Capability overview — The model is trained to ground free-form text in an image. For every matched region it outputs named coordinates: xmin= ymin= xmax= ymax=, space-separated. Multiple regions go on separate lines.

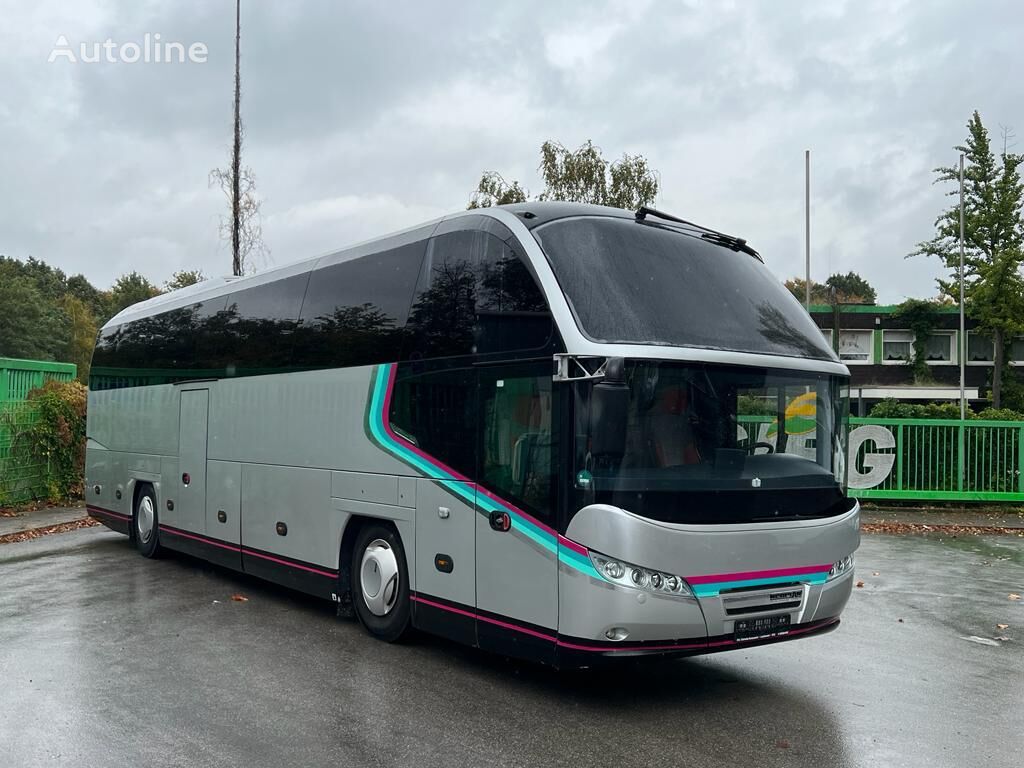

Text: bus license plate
xmin=734 ymin=614 xmax=790 ymax=641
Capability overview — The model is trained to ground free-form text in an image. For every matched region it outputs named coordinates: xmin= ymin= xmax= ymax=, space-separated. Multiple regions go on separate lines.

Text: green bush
xmin=5 ymin=380 xmax=87 ymax=502
xmin=868 ymin=398 xmax=1024 ymax=421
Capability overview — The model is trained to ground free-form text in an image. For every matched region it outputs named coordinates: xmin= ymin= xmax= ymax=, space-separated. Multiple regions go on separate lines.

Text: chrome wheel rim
xmin=360 ymin=539 xmax=399 ymax=617
xmin=137 ymin=495 xmax=155 ymax=544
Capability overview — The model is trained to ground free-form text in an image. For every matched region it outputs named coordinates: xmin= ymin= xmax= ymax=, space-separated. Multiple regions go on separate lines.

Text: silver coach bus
xmin=86 ymin=202 xmax=858 ymax=667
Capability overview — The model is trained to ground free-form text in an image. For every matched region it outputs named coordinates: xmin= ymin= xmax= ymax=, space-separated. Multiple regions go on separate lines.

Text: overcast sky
xmin=2 ymin=0 xmax=1021 ymax=302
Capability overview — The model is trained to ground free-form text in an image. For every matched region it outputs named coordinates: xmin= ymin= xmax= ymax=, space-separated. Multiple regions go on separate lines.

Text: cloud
xmin=0 ymin=0 xmax=1022 ymax=305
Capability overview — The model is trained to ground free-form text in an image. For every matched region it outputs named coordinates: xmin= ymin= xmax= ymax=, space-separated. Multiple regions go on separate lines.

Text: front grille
xmin=719 ymin=581 xmax=801 ymax=596
xmin=726 ymin=600 xmax=801 ymax=616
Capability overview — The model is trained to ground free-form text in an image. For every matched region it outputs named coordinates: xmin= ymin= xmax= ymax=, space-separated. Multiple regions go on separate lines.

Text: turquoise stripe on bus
xmin=367 ymin=365 xmax=833 ymax=591
xmin=365 ymin=364 xmax=600 ymax=580
xmin=690 ymin=573 xmax=829 ymax=598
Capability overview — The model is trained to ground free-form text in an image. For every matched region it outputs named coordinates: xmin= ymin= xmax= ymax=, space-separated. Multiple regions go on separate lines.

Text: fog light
xmin=827 ymin=554 xmax=855 ymax=580
xmin=605 ymin=627 xmax=629 ymax=641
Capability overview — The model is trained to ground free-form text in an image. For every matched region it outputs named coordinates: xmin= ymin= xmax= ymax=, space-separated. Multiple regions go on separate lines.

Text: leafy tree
xmin=0 ymin=274 xmax=68 ymax=360
xmin=824 ymin=272 xmax=877 ymax=304
xmin=784 ymin=272 xmax=876 ymax=304
xmin=165 ymin=270 xmax=206 ymax=291
xmin=0 ymin=256 xmax=68 ymax=302
xmin=60 ymin=295 xmax=98 ymax=382
xmin=109 ymin=272 xmax=162 ymax=315
xmin=66 ymin=273 xmax=112 ymax=324
xmin=468 ymin=140 xmax=659 ymax=210
xmin=911 ymin=111 xmax=1024 ymax=408
xmin=468 ymin=172 xmax=528 ymax=209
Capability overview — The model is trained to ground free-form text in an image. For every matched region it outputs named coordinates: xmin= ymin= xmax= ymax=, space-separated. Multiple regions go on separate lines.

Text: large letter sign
xmin=847 ymin=425 xmax=896 ymax=489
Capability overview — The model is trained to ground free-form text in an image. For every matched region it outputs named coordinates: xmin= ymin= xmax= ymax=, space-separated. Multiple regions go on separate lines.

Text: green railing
xmin=847 ymin=417 xmax=1024 ymax=502
xmin=0 ymin=357 xmax=76 ymax=403
xmin=741 ymin=414 xmax=1024 ymax=502
xmin=0 ymin=400 xmax=46 ymax=504
xmin=0 ymin=358 xmax=76 ymax=504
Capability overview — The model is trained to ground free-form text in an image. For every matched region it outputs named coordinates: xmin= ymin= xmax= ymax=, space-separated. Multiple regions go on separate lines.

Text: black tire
xmin=351 ymin=523 xmax=411 ymax=642
xmin=133 ymin=484 xmax=162 ymax=558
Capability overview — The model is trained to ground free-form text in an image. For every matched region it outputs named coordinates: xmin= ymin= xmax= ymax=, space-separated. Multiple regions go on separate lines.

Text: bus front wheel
xmin=351 ymin=523 xmax=411 ymax=642
xmin=133 ymin=484 xmax=162 ymax=558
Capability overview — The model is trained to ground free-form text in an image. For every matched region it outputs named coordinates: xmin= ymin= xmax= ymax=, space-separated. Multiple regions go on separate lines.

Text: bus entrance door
xmin=413 ymin=479 xmax=478 ymax=647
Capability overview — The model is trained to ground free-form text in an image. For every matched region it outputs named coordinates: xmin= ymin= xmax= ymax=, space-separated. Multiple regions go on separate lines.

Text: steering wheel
xmin=748 ymin=441 xmax=775 ymax=455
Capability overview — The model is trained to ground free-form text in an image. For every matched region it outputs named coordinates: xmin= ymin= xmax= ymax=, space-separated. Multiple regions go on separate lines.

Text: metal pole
xmin=959 ymin=153 xmax=966 ymax=494
xmin=959 ymin=153 xmax=966 ymax=419
xmin=805 ymin=149 xmax=811 ymax=311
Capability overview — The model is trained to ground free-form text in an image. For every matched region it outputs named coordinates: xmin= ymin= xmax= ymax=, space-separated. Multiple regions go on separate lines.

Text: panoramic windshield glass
xmin=535 ymin=216 xmax=836 ymax=360
xmin=573 ymin=361 xmax=850 ymax=524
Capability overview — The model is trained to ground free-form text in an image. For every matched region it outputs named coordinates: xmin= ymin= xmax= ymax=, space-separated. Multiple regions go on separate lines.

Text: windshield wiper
xmin=635 ymin=206 xmax=763 ymax=262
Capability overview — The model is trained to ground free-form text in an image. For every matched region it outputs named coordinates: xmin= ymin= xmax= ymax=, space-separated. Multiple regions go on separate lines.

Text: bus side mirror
xmin=590 ymin=358 xmax=628 ymax=459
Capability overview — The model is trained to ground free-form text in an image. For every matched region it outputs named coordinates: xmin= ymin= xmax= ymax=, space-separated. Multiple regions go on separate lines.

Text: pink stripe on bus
xmin=242 ymin=548 xmax=337 ymax=578
xmin=555 ymin=638 xmax=707 ymax=653
xmin=380 ymin=365 xmax=559 ymax=537
xmin=556 ymin=535 xmax=589 ymax=557
xmin=88 ymin=505 xmax=131 ymax=521
xmin=159 ymin=525 xmax=241 ymax=553
xmin=686 ymin=563 xmax=831 ymax=585
xmin=380 ymin=365 xmax=473 ymax=483
xmin=411 ymin=595 xmax=557 ymax=643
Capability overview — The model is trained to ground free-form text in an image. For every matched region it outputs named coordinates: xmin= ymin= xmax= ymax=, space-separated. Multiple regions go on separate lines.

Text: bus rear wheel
xmin=133 ymin=484 xmax=162 ymax=558
xmin=351 ymin=523 xmax=410 ymax=642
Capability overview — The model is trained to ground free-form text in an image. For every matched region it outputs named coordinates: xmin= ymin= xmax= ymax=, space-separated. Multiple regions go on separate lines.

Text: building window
xmin=882 ymin=330 xmax=913 ymax=363
xmin=924 ymin=332 xmax=954 ymax=364
xmin=837 ymin=330 xmax=872 ymax=363
xmin=967 ymin=331 xmax=994 ymax=364
xmin=820 ymin=328 xmax=833 ymax=347
xmin=1011 ymin=337 xmax=1024 ymax=366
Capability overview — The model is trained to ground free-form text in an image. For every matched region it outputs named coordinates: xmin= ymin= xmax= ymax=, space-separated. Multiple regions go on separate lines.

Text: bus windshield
xmin=573 ymin=361 xmax=850 ymax=525
xmin=535 ymin=216 xmax=836 ymax=360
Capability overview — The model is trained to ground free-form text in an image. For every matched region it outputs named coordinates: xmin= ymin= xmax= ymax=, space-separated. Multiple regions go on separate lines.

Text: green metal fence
xmin=0 ymin=401 xmax=46 ymax=504
xmin=847 ymin=417 xmax=1024 ymax=502
xmin=0 ymin=358 xmax=76 ymax=403
xmin=0 ymin=358 xmax=77 ymax=504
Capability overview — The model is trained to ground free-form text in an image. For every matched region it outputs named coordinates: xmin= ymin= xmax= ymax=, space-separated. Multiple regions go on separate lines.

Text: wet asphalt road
xmin=0 ymin=527 xmax=1021 ymax=768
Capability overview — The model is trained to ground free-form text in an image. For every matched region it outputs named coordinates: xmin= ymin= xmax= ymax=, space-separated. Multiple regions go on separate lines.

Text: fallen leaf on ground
xmin=1010 ymin=594 xmax=1021 ymax=601
xmin=997 ymin=623 xmax=1009 ymax=630
xmin=231 ymin=594 xmax=249 ymax=602
xmin=872 ymin=571 xmax=880 ymax=576
xmin=897 ymin=618 xmax=904 ymax=623
xmin=862 ymin=521 xmax=1020 ymax=536
xmin=856 ymin=580 xmax=865 ymax=588
xmin=0 ymin=518 xmax=100 ymax=545
xmin=775 ymin=739 xmax=790 ymax=749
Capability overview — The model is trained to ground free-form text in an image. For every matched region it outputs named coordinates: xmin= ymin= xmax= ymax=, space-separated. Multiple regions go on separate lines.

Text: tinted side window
xmin=476 ymin=238 xmax=552 ymax=355
xmin=223 ymin=274 xmax=309 ymax=372
xmin=389 ymin=362 xmax=476 ymax=479
xmin=115 ymin=307 xmax=194 ymax=370
xmin=192 ymin=296 xmax=229 ymax=372
xmin=295 ymin=243 xmax=425 ymax=368
xmin=404 ymin=231 xmax=552 ymax=360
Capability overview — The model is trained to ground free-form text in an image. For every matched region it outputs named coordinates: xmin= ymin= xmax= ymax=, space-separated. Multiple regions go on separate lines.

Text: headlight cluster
xmin=827 ymin=554 xmax=855 ymax=580
xmin=589 ymin=551 xmax=692 ymax=596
